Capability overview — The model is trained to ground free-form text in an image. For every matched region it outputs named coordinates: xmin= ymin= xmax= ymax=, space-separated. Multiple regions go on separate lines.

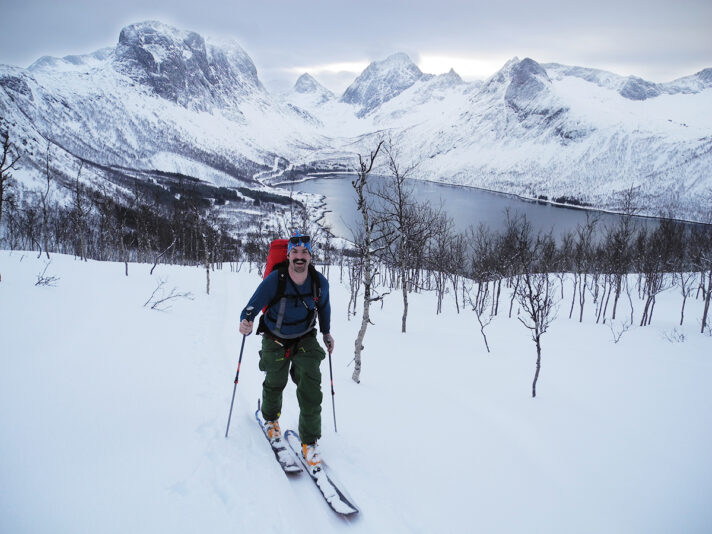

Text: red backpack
xmin=263 ymin=239 xmax=289 ymax=280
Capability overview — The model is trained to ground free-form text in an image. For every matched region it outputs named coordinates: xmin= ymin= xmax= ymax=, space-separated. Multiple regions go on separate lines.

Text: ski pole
xmin=225 ymin=308 xmax=254 ymax=438
xmin=326 ymin=338 xmax=337 ymax=433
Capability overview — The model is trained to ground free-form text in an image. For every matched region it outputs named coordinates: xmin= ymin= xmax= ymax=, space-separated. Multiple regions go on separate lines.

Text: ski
xmin=255 ymin=400 xmax=302 ymax=474
xmin=284 ymin=429 xmax=359 ymax=516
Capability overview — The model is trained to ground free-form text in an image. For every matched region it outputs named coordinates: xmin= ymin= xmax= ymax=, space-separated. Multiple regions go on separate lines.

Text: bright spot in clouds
xmin=287 ymin=61 xmax=370 ymax=75
xmin=418 ymin=55 xmax=509 ymax=79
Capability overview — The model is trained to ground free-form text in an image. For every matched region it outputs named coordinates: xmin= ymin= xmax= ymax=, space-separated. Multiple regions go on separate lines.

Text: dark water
xmin=281 ymin=174 xmax=666 ymax=241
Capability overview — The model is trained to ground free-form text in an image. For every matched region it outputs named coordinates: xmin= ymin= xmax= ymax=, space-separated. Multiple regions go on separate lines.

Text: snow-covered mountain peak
xmin=294 ymin=73 xmax=332 ymax=96
xmin=112 ymin=20 xmax=263 ymax=110
xmin=480 ymin=56 xmax=521 ymax=93
xmin=439 ymin=68 xmax=464 ymax=85
xmin=279 ymin=72 xmax=337 ymax=114
xmin=544 ymin=62 xmax=712 ymax=100
xmin=697 ymin=68 xmax=712 ymax=84
xmin=379 ymin=52 xmax=418 ymax=69
xmin=505 ymin=57 xmax=552 ymax=104
xmin=340 ymin=52 xmax=425 ymax=116
xmin=479 ymin=57 xmax=556 ymax=116
xmin=115 ymin=21 xmax=203 ymax=61
xmin=666 ymin=67 xmax=712 ymax=94
xmin=512 ymin=57 xmax=550 ymax=80
xmin=204 ymin=36 xmax=259 ymax=80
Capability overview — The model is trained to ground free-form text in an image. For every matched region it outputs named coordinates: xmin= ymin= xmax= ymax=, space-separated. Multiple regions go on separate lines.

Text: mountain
xmin=542 ymin=63 xmax=712 ymax=100
xmin=352 ymin=56 xmax=712 ymax=220
xmin=340 ymin=53 xmax=429 ymax=117
xmin=111 ymin=21 xmax=263 ymax=110
xmin=1 ymin=21 xmax=711 ymax=224
xmin=293 ymin=73 xmax=334 ymax=100
xmin=280 ymin=73 xmax=336 ymax=122
xmin=0 ymin=21 xmax=328 ymax=214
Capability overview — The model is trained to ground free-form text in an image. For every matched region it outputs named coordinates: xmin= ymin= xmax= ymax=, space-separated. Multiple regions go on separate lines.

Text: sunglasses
xmin=289 ymin=235 xmax=311 ymax=245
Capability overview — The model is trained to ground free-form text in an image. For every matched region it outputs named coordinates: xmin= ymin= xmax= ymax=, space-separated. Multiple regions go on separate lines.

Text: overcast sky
xmin=1 ymin=0 xmax=710 ymax=93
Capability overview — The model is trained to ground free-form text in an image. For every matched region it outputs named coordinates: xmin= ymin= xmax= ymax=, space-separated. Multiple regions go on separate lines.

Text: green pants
xmin=259 ymin=331 xmax=326 ymax=445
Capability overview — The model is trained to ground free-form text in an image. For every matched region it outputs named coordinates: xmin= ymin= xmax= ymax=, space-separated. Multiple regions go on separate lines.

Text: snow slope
xmin=1 ymin=251 xmax=711 ymax=533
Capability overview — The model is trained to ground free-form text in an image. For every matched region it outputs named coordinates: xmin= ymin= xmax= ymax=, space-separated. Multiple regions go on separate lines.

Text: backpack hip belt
xmin=262 ymin=328 xmax=317 ymax=359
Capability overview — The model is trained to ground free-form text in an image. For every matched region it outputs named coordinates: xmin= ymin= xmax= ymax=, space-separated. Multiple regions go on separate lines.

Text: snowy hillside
xmin=332 ymin=57 xmax=712 ymax=222
xmin=1 ymin=21 xmax=711 ymax=221
xmin=2 ymin=251 xmax=711 ymax=533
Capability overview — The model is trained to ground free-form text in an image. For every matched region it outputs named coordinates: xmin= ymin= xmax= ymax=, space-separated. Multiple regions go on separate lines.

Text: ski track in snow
xmin=1 ymin=251 xmax=712 ymax=533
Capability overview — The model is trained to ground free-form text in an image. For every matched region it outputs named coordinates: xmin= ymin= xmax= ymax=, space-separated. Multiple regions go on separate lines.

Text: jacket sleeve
xmin=240 ymin=272 xmax=278 ymax=321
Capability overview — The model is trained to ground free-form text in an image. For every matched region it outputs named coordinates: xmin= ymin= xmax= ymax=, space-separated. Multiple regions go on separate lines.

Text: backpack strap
xmin=267 ymin=264 xmax=320 ymax=309
xmin=308 ymin=264 xmax=321 ymax=308
xmin=262 ymin=264 xmax=322 ymax=337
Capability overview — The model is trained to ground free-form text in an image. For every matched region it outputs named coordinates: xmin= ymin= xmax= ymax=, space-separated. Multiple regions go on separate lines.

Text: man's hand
xmin=239 ymin=319 xmax=253 ymax=336
xmin=323 ymin=333 xmax=334 ymax=355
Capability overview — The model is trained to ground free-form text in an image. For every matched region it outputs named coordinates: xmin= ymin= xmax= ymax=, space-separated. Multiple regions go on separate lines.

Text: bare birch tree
xmin=375 ymin=140 xmax=418 ymax=332
xmin=351 ymin=140 xmax=384 ymax=384
xmin=373 ymin=141 xmax=441 ymax=331
xmin=514 ymin=227 xmax=559 ymax=398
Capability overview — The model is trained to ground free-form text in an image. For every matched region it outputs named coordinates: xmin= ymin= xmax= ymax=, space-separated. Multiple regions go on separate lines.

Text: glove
xmin=323 ymin=333 xmax=334 ymax=354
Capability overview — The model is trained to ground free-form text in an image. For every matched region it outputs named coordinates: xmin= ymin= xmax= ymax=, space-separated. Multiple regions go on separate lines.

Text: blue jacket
xmin=241 ymin=269 xmax=331 ymax=339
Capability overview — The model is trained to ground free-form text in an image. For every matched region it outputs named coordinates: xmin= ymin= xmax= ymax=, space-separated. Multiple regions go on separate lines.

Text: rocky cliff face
xmin=113 ymin=21 xmax=263 ymax=110
xmin=504 ymin=58 xmax=557 ymax=113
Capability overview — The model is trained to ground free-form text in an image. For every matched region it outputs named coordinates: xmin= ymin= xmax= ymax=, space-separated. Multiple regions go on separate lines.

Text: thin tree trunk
xmin=578 ymin=273 xmax=587 ymax=322
xmin=680 ymin=293 xmax=688 ymax=326
xmin=532 ymin=335 xmax=542 ymax=398
xmin=647 ymin=296 xmax=656 ymax=326
xmin=476 ymin=312 xmax=490 ymax=353
xmin=611 ymin=276 xmax=622 ymax=320
xmin=601 ymin=278 xmax=613 ymax=324
xmin=702 ymin=271 xmax=711 ymax=334
xmin=352 ymin=141 xmax=383 ymax=383
xmin=353 ymin=282 xmax=370 ymax=383
xmin=401 ymin=269 xmax=408 ymax=333
xmin=640 ymin=296 xmax=652 ymax=326
xmin=400 ymin=263 xmax=408 ymax=333
xmin=509 ymin=277 xmax=519 ymax=318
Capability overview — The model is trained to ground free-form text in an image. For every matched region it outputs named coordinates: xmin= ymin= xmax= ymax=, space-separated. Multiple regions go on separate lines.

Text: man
xmin=239 ymin=231 xmax=334 ymax=474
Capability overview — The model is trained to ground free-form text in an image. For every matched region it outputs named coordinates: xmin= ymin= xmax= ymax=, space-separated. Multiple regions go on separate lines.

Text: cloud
xmin=417 ymin=55 xmax=513 ymax=79
xmin=285 ymin=61 xmax=371 ymax=76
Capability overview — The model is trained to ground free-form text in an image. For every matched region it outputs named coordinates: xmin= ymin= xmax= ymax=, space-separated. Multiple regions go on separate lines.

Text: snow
xmin=1 ymin=250 xmax=711 ymax=533
xmin=551 ymin=76 xmax=712 ymax=138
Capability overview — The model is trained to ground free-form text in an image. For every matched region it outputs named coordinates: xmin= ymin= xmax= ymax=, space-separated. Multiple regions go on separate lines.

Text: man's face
xmin=288 ymin=246 xmax=311 ymax=274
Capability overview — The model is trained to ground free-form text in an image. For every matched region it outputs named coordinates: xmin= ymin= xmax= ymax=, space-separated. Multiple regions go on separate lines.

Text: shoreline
xmin=278 ymin=172 xmax=711 ymax=228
